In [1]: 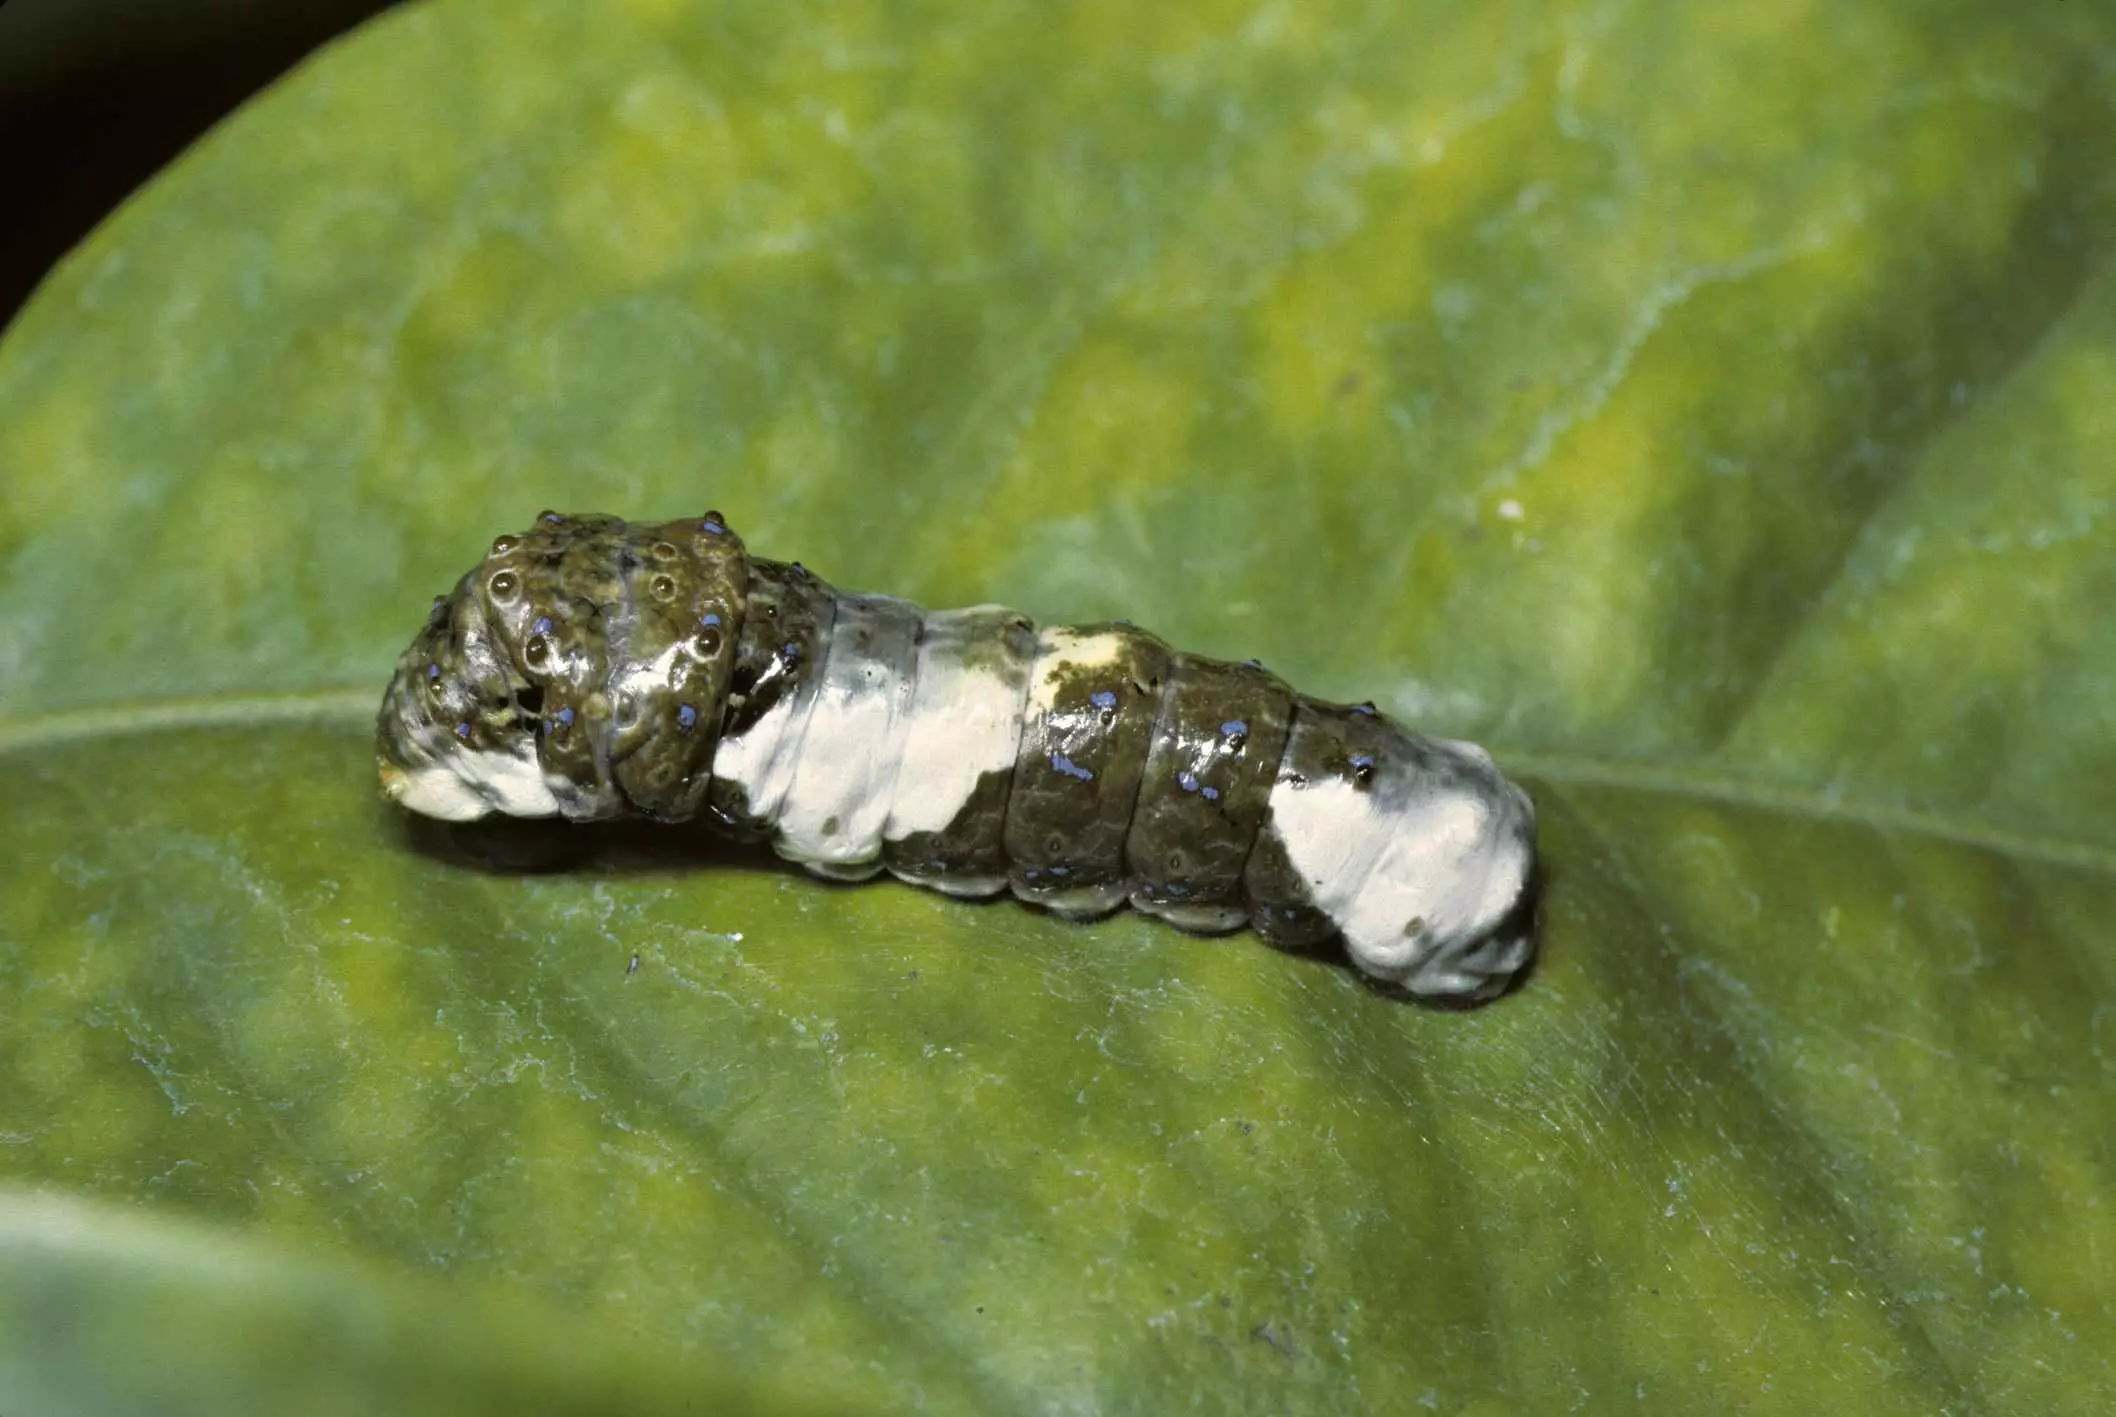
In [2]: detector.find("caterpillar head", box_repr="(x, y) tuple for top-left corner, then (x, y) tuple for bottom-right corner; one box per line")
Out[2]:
(376, 511), (749, 824)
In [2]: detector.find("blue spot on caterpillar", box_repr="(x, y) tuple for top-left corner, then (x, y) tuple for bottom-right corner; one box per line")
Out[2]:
(1049, 752), (1095, 782)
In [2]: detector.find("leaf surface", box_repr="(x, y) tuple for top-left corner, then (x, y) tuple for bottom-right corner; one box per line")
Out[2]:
(3, 0), (2114, 1410)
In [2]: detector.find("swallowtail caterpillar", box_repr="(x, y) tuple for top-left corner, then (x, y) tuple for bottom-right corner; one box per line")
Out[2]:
(377, 512), (1540, 1002)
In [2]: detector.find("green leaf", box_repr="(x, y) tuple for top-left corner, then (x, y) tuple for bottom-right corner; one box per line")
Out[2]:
(4, 0), (2114, 1411)
(0, 1190), (857, 1417)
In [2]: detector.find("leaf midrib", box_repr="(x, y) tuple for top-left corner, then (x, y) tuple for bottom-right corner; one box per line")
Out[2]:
(1, 690), (2106, 878)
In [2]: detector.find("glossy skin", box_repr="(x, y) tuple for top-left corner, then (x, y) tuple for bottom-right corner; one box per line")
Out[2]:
(378, 512), (1540, 1002)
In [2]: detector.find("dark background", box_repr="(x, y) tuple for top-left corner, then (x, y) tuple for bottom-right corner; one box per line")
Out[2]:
(0, 0), (407, 328)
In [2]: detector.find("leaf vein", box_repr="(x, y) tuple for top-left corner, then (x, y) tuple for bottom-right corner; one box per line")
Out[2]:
(1, 694), (2107, 877)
